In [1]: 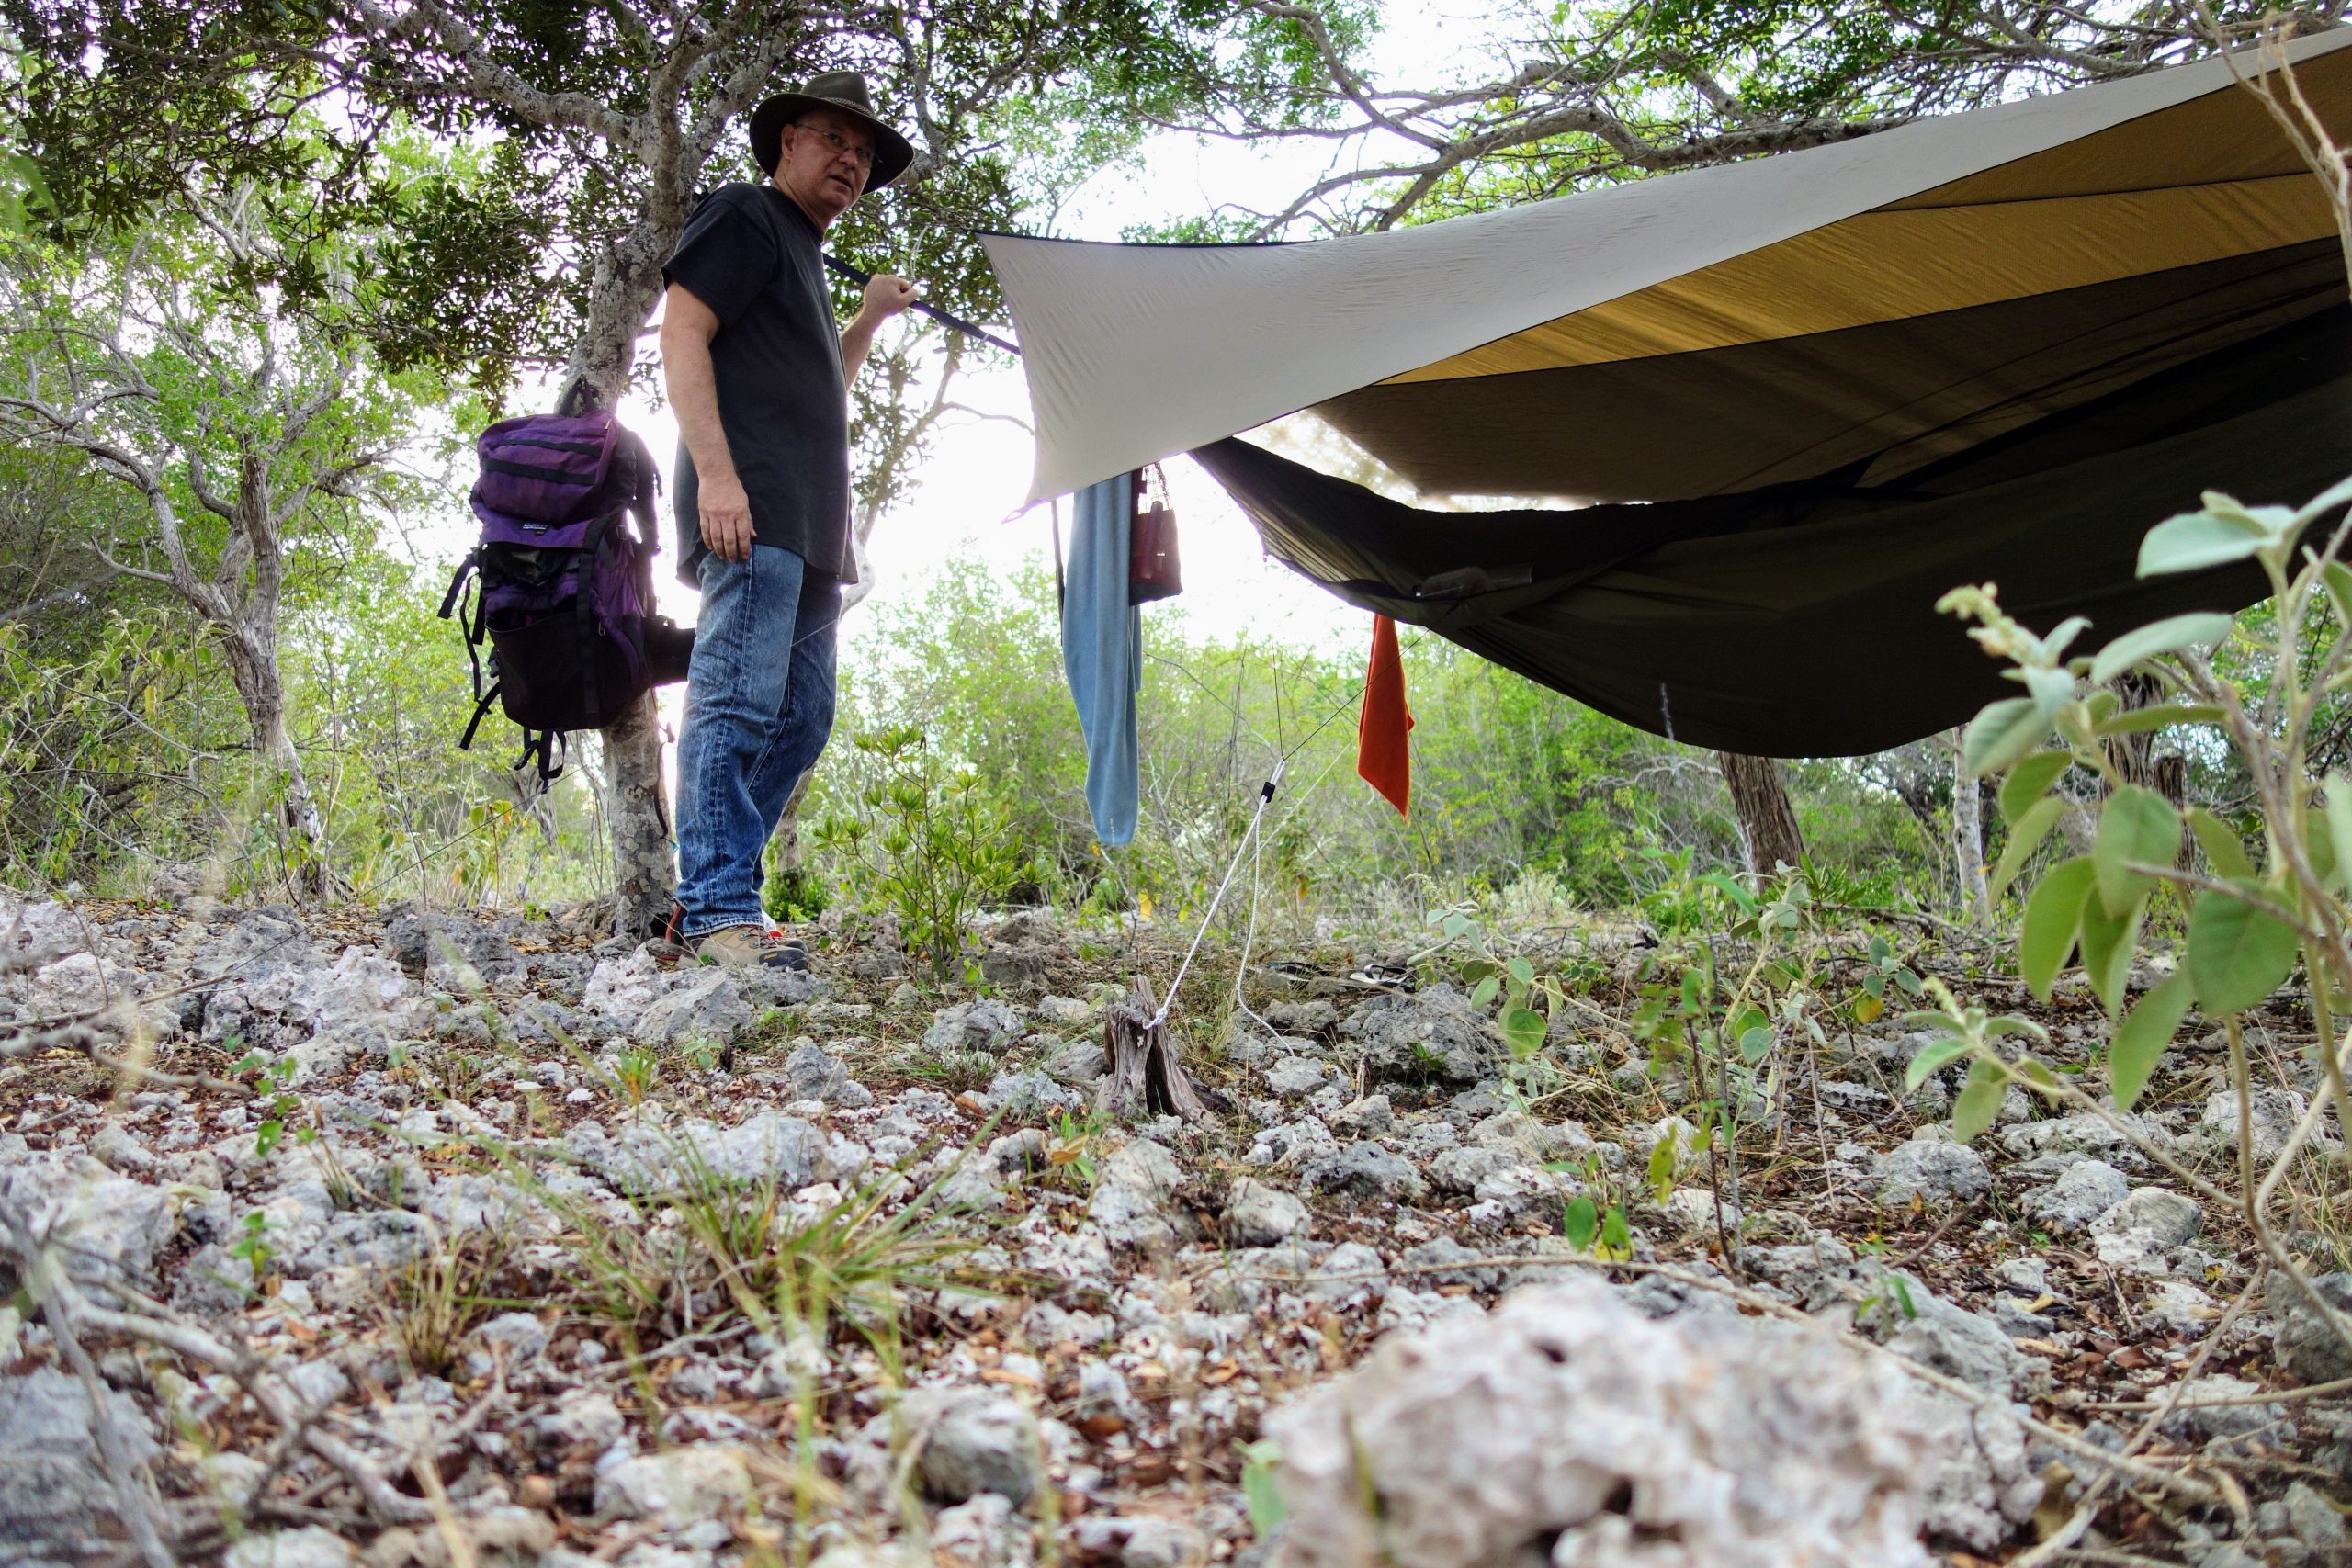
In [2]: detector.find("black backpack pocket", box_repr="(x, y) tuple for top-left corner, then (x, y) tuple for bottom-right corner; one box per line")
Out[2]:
(486, 599), (646, 732)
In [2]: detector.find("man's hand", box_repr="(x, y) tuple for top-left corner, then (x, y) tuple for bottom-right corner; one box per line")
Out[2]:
(859, 273), (918, 322)
(841, 273), (918, 381)
(697, 469), (756, 562)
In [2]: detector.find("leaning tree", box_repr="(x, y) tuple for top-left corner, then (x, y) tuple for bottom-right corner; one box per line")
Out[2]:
(7, 0), (1359, 932)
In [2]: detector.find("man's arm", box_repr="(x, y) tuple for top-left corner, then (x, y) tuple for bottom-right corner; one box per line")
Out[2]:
(661, 282), (756, 563)
(839, 272), (918, 381)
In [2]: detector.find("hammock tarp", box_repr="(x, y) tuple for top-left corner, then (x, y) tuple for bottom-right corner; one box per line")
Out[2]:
(980, 30), (2352, 757)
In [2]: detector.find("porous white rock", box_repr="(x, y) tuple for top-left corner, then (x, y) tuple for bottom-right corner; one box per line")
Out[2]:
(226, 1527), (356, 1568)
(1267, 1280), (1992, 1568)
(580, 946), (664, 1027)
(1225, 1178), (1310, 1247)
(2019, 1158), (2132, 1233)
(1089, 1139), (1183, 1249)
(594, 1444), (750, 1525)
(1876, 1136), (1991, 1204)
(0, 1154), (176, 1284)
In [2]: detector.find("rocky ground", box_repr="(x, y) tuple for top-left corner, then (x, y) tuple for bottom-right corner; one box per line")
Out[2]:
(5, 890), (2352, 1567)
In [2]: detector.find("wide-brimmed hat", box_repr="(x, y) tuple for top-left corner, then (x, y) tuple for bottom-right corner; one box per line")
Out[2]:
(749, 72), (914, 188)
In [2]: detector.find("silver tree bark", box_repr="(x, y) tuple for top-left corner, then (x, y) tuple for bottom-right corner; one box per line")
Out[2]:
(1951, 730), (1991, 925)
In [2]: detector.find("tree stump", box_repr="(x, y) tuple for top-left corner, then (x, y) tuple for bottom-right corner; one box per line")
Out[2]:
(1098, 976), (1210, 1123)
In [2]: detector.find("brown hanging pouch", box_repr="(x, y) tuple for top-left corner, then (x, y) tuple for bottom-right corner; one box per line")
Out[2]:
(1129, 464), (1182, 604)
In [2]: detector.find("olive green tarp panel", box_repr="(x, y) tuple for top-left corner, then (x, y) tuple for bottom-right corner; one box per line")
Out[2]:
(1192, 309), (2352, 757)
(1317, 241), (2345, 500)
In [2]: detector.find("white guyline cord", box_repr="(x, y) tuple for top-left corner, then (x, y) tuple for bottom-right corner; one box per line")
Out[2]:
(1148, 757), (1286, 1030)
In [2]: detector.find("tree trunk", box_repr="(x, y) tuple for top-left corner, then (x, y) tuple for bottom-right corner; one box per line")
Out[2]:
(225, 630), (334, 898)
(562, 237), (681, 939)
(1715, 751), (1805, 875)
(1951, 733), (1991, 925)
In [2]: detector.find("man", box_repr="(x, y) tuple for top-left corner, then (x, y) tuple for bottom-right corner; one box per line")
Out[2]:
(661, 73), (918, 969)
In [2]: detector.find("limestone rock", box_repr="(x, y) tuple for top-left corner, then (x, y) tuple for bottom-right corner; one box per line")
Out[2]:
(924, 998), (1026, 1055)
(633, 970), (753, 1048)
(2269, 1272), (2352, 1384)
(1301, 1141), (1426, 1203)
(1267, 1280), (1963, 1567)
(1089, 1139), (1184, 1249)
(0, 1367), (162, 1562)
(0, 1154), (176, 1284)
(784, 1041), (874, 1107)
(1225, 1178), (1311, 1247)
(2019, 1158), (2132, 1233)
(228, 1528), (358, 1568)
(594, 1444), (751, 1525)
(1344, 987), (1495, 1085)
(1876, 1137), (1991, 1204)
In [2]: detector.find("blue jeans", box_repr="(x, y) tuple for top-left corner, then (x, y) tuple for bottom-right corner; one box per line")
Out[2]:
(673, 543), (840, 939)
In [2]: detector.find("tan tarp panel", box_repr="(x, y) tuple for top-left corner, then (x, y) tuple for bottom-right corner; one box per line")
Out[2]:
(984, 29), (2352, 504)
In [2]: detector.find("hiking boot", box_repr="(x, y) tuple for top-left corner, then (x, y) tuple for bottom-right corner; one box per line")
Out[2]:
(695, 923), (809, 972)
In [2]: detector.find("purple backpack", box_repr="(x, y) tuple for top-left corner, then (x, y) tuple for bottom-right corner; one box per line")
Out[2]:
(438, 408), (694, 781)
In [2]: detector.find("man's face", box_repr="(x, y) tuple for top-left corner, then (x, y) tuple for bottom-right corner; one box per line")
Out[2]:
(775, 108), (874, 226)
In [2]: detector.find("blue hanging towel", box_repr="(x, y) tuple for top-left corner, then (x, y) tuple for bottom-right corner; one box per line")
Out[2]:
(1061, 472), (1140, 847)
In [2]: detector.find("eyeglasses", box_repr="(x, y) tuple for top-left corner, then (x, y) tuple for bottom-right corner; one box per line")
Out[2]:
(794, 122), (875, 172)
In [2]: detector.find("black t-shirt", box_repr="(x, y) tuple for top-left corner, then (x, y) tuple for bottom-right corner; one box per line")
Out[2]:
(662, 183), (854, 584)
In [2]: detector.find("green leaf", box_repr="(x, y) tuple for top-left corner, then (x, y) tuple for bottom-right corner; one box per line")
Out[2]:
(2187, 881), (2302, 1014)
(1500, 1007), (1547, 1057)
(1646, 1128), (1679, 1200)
(2095, 702), (2225, 735)
(1951, 1057), (2007, 1142)
(1991, 795), (2064, 900)
(1963, 697), (2050, 777)
(2187, 807), (2256, 881)
(2094, 784), (2180, 915)
(1905, 1035), (1972, 1089)
(2000, 750), (2075, 824)
(1600, 1204), (1632, 1258)
(1505, 956), (1535, 987)
(2109, 970), (2194, 1111)
(2138, 509), (2267, 576)
(1738, 1024), (1775, 1064)
(2327, 773), (2352, 897)
(2022, 663), (2076, 717)
(2020, 857), (2096, 1000)
(1460, 960), (1498, 983)
(1564, 1195), (1599, 1251)
(2088, 612), (2234, 683)
(1240, 1441), (1286, 1536)
(1468, 975), (1500, 1010)
(2324, 559), (2352, 629)
(1985, 1015), (2051, 1042)
(2078, 893), (2144, 1017)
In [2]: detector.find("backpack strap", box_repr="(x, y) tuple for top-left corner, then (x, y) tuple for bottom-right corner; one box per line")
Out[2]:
(458, 679), (502, 751)
(440, 549), (490, 702)
(514, 728), (566, 784)
(575, 515), (612, 730)
(437, 548), (477, 621)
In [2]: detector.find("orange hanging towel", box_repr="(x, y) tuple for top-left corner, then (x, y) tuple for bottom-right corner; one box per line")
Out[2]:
(1357, 614), (1414, 818)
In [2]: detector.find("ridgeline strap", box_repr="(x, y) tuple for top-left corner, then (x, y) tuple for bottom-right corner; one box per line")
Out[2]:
(820, 253), (1022, 356)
